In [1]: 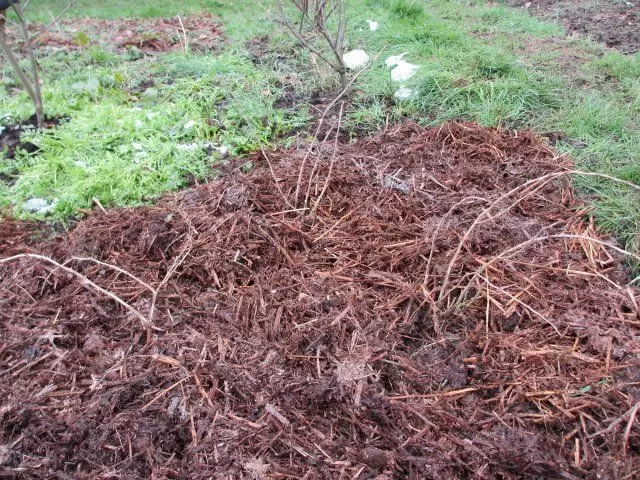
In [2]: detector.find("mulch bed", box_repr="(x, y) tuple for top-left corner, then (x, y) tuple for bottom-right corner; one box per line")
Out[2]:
(9, 13), (223, 55)
(1, 122), (639, 479)
(508, 0), (640, 53)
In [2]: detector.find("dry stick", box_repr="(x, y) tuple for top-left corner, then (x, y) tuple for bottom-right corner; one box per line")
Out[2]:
(437, 172), (562, 302)
(504, 258), (622, 289)
(34, 0), (77, 37)
(68, 257), (155, 293)
(0, 253), (150, 330)
(423, 196), (487, 286)
(141, 377), (189, 411)
(623, 401), (640, 456)
(456, 233), (640, 326)
(476, 233), (640, 286)
(0, 15), (39, 122)
(147, 234), (193, 327)
(313, 207), (356, 243)
(589, 400), (640, 439)
(293, 47), (386, 206)
(437, 169), (640, 305)
(303, 120), (336, 207)
(441, 219), (565, 306)
(310, 101), (344, 215)
(315, 0), (347, 84)
(177, 14), (188, 54)
(276, 0), (343, 74)
(12, 3), (43, 128)
(261, 146), (294, 209)
(477, 274), (560, 335)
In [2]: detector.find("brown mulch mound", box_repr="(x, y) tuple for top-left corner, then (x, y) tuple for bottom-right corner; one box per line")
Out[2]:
(1, 122), (639, 479)
(18, 13), (223, 54)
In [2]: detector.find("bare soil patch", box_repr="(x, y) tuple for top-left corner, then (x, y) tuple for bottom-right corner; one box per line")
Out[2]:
(0, 115), (62, 161)
(1, 122), (639, 478)
(508, 0), (640, 53)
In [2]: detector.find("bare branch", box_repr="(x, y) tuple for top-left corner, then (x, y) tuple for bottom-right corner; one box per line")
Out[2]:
(0, 11), (40, 120)
(277, 0), (347, 84)
(34, 0), (77, 37)
(12, 2), (43, 127)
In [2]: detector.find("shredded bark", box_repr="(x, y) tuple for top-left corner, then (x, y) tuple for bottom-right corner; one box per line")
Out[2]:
(1, 122), (638, 479)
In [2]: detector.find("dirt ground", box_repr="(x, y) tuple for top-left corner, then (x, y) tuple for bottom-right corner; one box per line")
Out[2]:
(1, 122), (639, 479)
(506, 0), (640, 53)
(0, 116), (63, 163)
(10, 14), (223, 55)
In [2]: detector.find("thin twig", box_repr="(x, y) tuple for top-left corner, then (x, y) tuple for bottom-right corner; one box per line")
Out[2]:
(0, 13), (39, 120)
(293, 47), (386, 206)
(34, 0), (77, 37)
(311, 101), (344, 215)
(68, 257), (155, 293)
(261, 146), (294, 209)
(0, 253), (150, 331)
(147, 232), (193, 327)
(438, 168), (640, 305)
(623, 401), (640, 456)
(477, 274), (560, 335)
(12, 3), (43, 127)
(176, 14), (188, 54)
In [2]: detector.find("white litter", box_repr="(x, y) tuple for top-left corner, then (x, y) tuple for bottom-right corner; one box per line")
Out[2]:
(391, 60), (419, 82)
(183, 120), (197, 130)
(394, 87), (414, 100)
(367, 20), (379, 31)
(217, 145), (230, 158)
(385, 53), (408, 68)
(22, 198), (57, 214)
(343, 49), (369, 70)
(176, 143), (199, 151)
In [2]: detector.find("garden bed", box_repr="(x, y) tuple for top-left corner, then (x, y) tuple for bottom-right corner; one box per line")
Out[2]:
(1, 122), (638, 478)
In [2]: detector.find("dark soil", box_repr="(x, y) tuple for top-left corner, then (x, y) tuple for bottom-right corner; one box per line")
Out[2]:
(1, 122), (639, 479)
(0, 115), (62, 161)
(507, 0), (640, 53)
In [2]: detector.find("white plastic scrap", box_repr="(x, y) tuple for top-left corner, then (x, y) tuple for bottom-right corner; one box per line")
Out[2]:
(22, 198), (57, 214)
(385, 53), (408, 68)
(367, 20), (379, 31)
(183, 120), (197, 130)
(217, 145), (230, 157)
(343, 49), (369, 70)
(391, 60), (419, 82)
(176, 143), (200, 151)
(394, 87), (414, 100)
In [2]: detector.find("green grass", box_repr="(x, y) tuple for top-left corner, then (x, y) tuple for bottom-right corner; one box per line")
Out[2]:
(2, 0), (639, 261)
(1, 7), (310, 218)
(341, 0), (640, 258)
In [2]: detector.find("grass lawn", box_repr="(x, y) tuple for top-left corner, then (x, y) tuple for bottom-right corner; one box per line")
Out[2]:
(1, 0), (639, 257)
